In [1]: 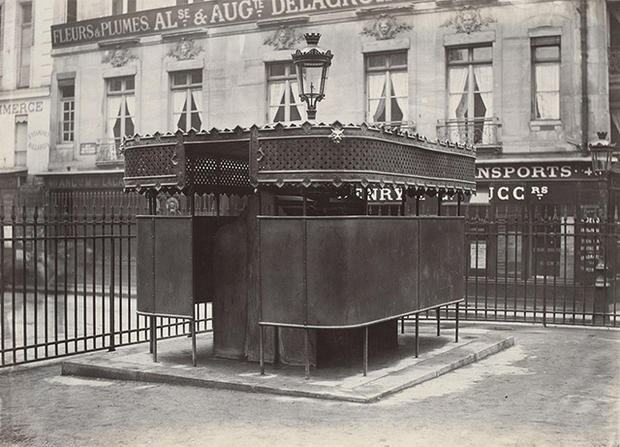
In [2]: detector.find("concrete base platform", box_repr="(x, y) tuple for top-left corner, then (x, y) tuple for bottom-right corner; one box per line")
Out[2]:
(62, 323), (514, 403)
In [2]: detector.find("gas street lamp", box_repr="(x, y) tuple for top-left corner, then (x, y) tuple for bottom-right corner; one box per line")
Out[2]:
(589, 131), (616, 175)
(292, 33), (333, 120)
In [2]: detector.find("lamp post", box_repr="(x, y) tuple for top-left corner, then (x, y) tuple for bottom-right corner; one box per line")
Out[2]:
(292, 33), (333, 120)
(589, 131), (616, 326)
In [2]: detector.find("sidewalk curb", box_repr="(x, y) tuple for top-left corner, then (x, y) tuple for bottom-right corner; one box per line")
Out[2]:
(61, 336), (515, 404)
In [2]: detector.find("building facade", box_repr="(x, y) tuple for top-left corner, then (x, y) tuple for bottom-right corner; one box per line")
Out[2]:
(43, 0), (612, 213)
(0, 0), (53, 207)
(0, 0), (612, 217)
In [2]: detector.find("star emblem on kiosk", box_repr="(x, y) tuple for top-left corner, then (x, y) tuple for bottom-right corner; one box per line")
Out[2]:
(330, 128), (344, 144)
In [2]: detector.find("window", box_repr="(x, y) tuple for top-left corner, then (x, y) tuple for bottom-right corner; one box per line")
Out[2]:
(610, 6), (620, 144)
(0, 4), (4, 77)
(15, 120), (27, 167)
(112, 0), (136, 14)
(106, 76), (135, 148)
(170, 70), (203, 131)
(17, 2), (33, 88)
(266, 62), (303, 123)
(531, 36), (560, 120)
(365, 52), (408, 125)
(59, 81), (75, 143)
(66, 0), (77, 23)
(446, 45), (493, 144)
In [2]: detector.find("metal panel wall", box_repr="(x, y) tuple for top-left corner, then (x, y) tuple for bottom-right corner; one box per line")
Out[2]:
(259, 216), (464, 327)
(137, 216), (194, 317)
(418, 218), (465, 310)
(259, 218), (306, 325)
(306, 218), (419, 326)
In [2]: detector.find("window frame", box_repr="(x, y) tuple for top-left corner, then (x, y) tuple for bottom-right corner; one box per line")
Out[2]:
(14, 119), (28, 168)
(531, 36), (561, 121)
(169, 69), (203, 132)
(364, 51), (409, 126)
(266, 62), (305, 123)
(17, 1), (33, 89)
(0, 2), (4, 78)
(105, 76), (136, 148)
(59, 80), (75, 143)
(112, 0), (136, 15)
(445, 44), (493, 122)
(66, 0), (77, 23)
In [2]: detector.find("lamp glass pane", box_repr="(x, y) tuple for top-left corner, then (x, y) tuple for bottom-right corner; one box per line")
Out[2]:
(303, 65), (324, 97)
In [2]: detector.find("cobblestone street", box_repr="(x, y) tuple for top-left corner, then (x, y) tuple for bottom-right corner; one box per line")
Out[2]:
(0, 323), (618, 447)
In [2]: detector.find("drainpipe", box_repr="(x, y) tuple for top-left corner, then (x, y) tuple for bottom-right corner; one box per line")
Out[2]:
(580, 0), (589, 152)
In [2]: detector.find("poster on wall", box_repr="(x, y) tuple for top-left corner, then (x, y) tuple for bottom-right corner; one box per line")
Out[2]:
(80, 143), (97, 156)
(470, 241), (486, 270)
(3, 226), (12, 247)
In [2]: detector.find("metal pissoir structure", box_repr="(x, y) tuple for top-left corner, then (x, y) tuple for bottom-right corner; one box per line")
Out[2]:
(122, 122), (476, 377)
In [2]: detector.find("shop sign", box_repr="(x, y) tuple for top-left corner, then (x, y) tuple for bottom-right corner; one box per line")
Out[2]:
(52, 0), (401, 48)
(478, 162), (599, 203)
(476, 164), (597, 181)
(488, 185), (549, 202)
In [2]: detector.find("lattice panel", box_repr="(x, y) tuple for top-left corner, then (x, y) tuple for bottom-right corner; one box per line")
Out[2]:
(257, 138), (474, 183)
(124, 146), (176, 178)
(187, 154), (251, 188)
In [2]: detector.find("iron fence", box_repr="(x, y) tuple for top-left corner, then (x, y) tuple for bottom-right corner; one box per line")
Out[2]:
(459, 215), (620, 327)
(1, 205), (619, 368)
(0, 205), (213, 367)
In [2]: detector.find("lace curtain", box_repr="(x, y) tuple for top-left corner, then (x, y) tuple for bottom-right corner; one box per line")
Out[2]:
(448, 67), (468, 120)
(534, 64), (560, 119)
(368, 71), (407, 123)
(473, 65), (493, 144)
(173, 89), (202, 131)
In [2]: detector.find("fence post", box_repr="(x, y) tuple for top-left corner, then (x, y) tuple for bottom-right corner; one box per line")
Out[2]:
(108, 209), (116, 352)
(109, 284), (115, 351)
(594, 258), (608, 326)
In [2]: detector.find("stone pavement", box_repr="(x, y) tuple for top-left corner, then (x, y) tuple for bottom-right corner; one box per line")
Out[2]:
(61, 324), (513, 403)
(0, 322), (618, 447)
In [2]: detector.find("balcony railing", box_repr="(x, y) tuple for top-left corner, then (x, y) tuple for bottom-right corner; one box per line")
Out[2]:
(371, 120), (416, 133)
(436, 117), (502, 152)
(95, 139), (124, 167)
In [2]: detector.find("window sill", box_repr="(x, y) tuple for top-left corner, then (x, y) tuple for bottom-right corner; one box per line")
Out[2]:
(530, 120), (562, 131)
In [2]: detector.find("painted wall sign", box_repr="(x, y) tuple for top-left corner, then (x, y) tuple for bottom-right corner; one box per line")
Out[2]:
(0, 101), (44, 115)
(355, 186), (403, 202)
(51, 0), (403, 48)
(28, 130), (49, 152)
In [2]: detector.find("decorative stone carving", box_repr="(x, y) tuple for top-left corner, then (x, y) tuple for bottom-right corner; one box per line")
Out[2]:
(441, 6), (496, 34)
(264, 25), (304, 50)
(361, 14), (412, 40)
(167, 38), (203, 61)
(102, 46), (136, 67)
